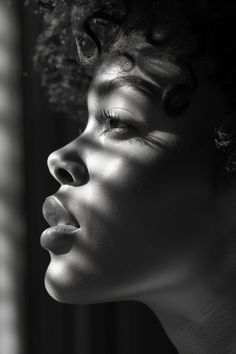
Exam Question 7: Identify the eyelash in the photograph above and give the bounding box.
[94,109,149,145]
[95,109,133,136]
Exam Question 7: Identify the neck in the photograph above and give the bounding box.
[137,194,236,354]
[142,271,236,354]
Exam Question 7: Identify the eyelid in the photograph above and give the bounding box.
[94,108,137,139]
[95,108,145,130]
[95,108,134,124]
[110,107,135,117]
[106,108,152,130]
[92,108,153,145]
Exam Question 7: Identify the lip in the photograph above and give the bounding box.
[40,224,80,254]
[42,195,80,228]
[41,195,80,254]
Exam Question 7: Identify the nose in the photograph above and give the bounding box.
[47,140,89,186]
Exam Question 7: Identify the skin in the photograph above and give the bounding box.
[43,58,236,354]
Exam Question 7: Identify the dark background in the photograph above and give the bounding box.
[19,2,178,354]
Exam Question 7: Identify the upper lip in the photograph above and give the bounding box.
[42,195,80,228]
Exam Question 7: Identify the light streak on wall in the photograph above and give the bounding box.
[0,1,25,354]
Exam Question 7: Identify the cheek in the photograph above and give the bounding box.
[81,141,214,263]
[87,138,171,193]
[85,151,157,218]
[80,138,196,236]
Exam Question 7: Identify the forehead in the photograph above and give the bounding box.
[93,59,132,87]
[87,54,228,127]
[87,48,195,104]
[86,58,167,122]
[87,57,163,106]
[91,53,178,84]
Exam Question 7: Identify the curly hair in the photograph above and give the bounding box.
[33,0,236,176]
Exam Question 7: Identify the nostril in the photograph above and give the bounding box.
[56,168,74,184]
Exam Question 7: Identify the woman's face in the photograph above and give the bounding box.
[42,59,226,304]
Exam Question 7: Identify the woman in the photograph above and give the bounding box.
[36,0,236,353]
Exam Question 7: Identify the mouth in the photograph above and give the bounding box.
[41,195,80,254]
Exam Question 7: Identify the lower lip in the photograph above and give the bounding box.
[40,224,80,255]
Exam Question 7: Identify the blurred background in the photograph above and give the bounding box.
[0,1,178,353]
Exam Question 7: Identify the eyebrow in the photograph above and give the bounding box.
[91,75,163,103]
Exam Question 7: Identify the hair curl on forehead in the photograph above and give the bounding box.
[34,0,236,175]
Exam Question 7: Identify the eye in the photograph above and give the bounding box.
[95,109,135,138]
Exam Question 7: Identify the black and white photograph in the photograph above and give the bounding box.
[1,1,236,353]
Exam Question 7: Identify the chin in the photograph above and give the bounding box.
[44,276,83,304]
[44,262,96,304]
[44,259,119,305]
[44,273,101,304]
